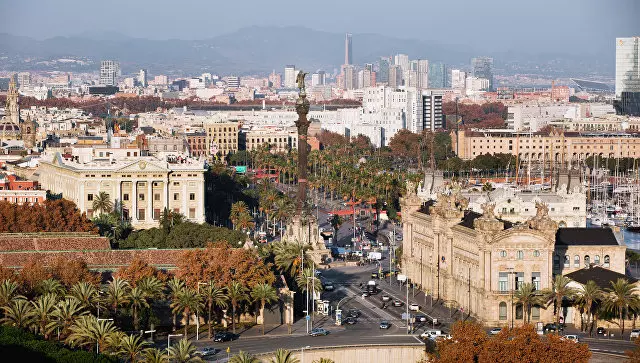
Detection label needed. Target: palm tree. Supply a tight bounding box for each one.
[543,275,578,326]
[66,315,118,353]
[92,191,114,215]
[576,280,603,335]
[1,298,34,329]
[166,339,203,362]
[0,280,22,311]
[167,277,185,332]
[603,278,639,336]
[226,281,248,334]
[250,283,278,331]
[128,286,149,331]
[105,277,130,323]
[51,297,87,339]
[269,348,300,363]
[171,287,203,337]
[159,207,185,232]
[138,276,165,301]
[273,197,294,237]
[116,334,150,362]
[230,201,251,231]
[230,351,259,363]
[68,281,98,312]
[200,282,228,338]
[30,293,58,339]
[313,359,335,363]
[296,268,323,294]
[142,348,169,363]
[36,278,65,297]
[513,283,540,324]
[273,242,308,278]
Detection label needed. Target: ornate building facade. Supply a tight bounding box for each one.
[401,183,626,326]
[0,75,36,148]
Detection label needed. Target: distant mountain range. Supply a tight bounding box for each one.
[0,26,613,78]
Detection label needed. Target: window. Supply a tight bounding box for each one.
[573,207,580,211]
[189,208,196,219]
[498,272,508,292]
[137,209,145,220]
[515,303,523,320]
[531,306,540,320]
[517,250,524,260]
[499,302,507,320]
[139,193,145,201]
[574,255,580,268]
[87,193,94,201]
[123,193,129,201]
[154,193,160,201]
[532,272,541,290]
[153,208,160,220]
[564,255,570,267]
[533,250,540,257]
[173,193,179,201]
[554,255,560,268]
[189,193,195,201]
[500,250,507,258]
[515,272,524,290]
[584,255,590,267]
[595,255,600,265]
[604,255,610,268]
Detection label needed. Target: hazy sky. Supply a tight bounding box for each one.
[1,0,638,55]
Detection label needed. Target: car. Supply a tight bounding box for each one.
[379,320,391,329]
[420,330,443,339]
[543,323,563,334]
[195,347,220,357]
[348,309,360,318]
[489,328,502,335]
[414,314,427,322]
[382,295,391,302]
[315,270,322,276]
[213,332,237,342]
[395,234,403,241]
[409,303,420,311]
[597,327,606,335]
[562,334,579,343]
[392,300,404,307]
[371,272,379,279]
[631,329,640,340]
[310,328,330,336]
[361,292,369,298]
[323,283,334,291]
[344,317,357,325]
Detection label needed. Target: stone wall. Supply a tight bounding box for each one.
[257,344,425,363]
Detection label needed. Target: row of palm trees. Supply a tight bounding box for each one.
[513,275,639,335]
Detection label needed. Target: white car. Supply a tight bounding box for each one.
[489,328,502,335]
[409,303,420,311]
[631,329,640,340]
[562,334,579,343]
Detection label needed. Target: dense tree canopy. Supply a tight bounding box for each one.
[0,200,96,233]
[442,101,507,129]
[119,222,247,249]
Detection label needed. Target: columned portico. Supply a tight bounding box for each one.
[147,180,153,223]
[132,181,138,224]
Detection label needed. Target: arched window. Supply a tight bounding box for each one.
[517,250,524,260]
[584,255,590,267]
[595,255,600,265]
[533,250,540,257]
[604,255,610,268]
[564,255,570,267]
[574,255,580,267]
[500,250,507,258]
[499,302,507,320]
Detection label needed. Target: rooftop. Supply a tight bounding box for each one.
[555,228,619,246]
[565,266,636,289]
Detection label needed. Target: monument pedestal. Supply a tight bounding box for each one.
[284,215,330,265]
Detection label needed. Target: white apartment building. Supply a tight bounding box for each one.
[284,65,297,88]
[100,60,120,86]
[451,69,466,90]
[39,153,206,228]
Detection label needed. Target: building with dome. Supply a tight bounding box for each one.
[0,74,36,149]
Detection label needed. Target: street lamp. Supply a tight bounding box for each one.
[96,318,113,354]
[167,334,183,350]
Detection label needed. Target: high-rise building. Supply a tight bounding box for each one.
[100,60,120,86]
[378,57,390,84]
[345,33,353,65]
[615,37,640,116]
[451,69,467,90]
[284,65,297,88]
[471,57,494,91]
[428,62,446,88]
[311,71,326,87]
[17,72,31,88]
[394,54,409,72]
[420,90,445,132]
[268,70,282,88]
[223,76,240,89]
[389,65,403,88]
[416,59,429,89]
[154,75,168,85]
[138,69,148,87]
[342,65,356,90]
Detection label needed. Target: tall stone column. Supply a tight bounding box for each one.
[147,180,153,222]
[294,77,310,217]
[132,182,138,223]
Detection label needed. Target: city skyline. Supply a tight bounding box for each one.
[1,0,638,58]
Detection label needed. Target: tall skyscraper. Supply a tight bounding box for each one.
[416,59,429,89]
[344,33,353,65]
[420,90,445,132]
[138,69,148,87]
[100,60,120,86]
[428,62,446,88]
[284,65,297,88]
[471,57,494,91]
[311,71,326,87]
[342,65,356,90]
[389,65,402,88]
[615,37,640,116]
[451,69,466,89]
[269,70,282,88]
[394,54,409,72]
[378,57,390,84]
